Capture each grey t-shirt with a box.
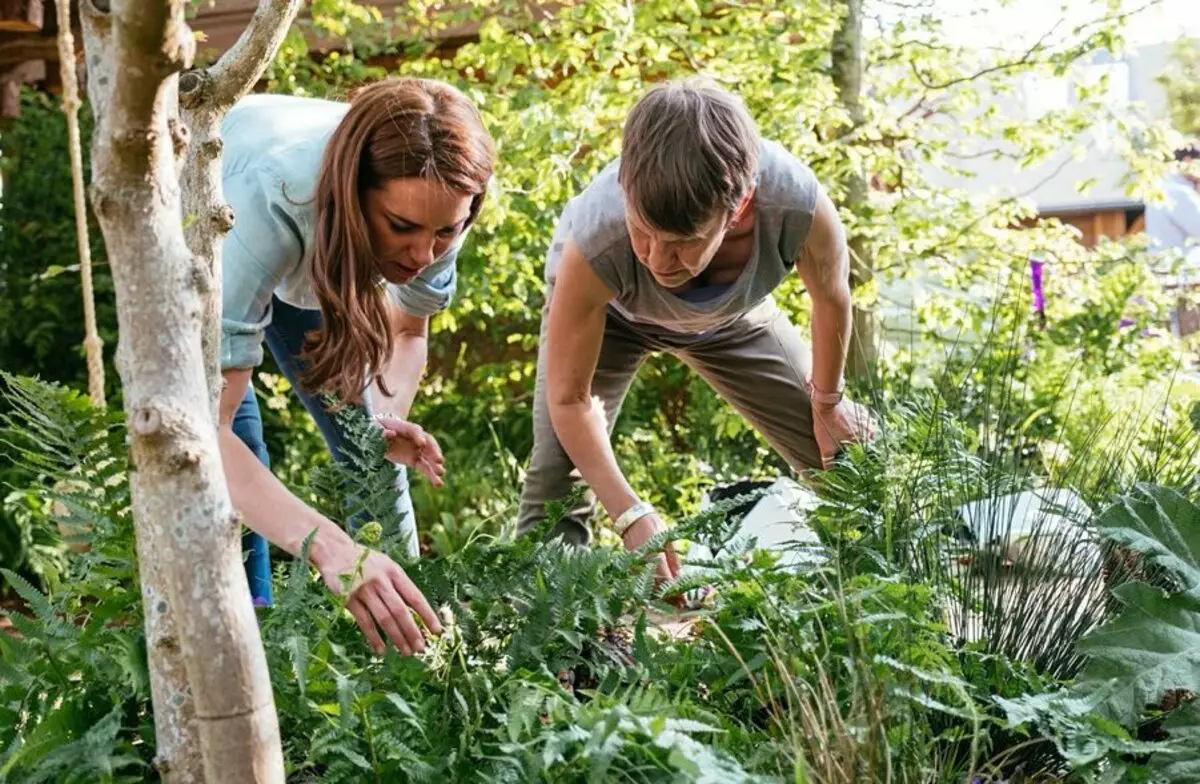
[545,138,821,334]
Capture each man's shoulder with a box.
[756,138,821,214]
[564,158,631,261]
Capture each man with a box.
[517,78,875,580]
[1145,143,1200,338]
[1146,144,1200,257]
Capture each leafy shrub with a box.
[1,370,1196,782]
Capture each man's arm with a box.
[544,239,640,519]
[796,189,853,397]
[795,188,876,468]
[544,239,681,580]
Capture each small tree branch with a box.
[180,0,301,111]
[176,0,302,416]
[907,20,1062,93]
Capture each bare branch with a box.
[908,19,1063,92]
[181,0,301,111]
[1069,0,1162,38]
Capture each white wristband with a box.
[614,500,655,536]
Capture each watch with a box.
[614,500,655,536]
[806,379,844,407]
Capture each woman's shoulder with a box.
[221,94,350,244]
[222,93,349,199]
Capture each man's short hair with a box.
[1174,143,1200,162]
[618,77,759,237]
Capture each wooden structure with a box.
[0,0,504,118]
[1016,200,1146,249]
[1,0,53,117]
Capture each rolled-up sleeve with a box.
[220,166,304,370]
[389,237,461,317]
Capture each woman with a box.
[217,77,496,656]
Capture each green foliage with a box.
[2,366,1197,781]
[0,91,117,395]
[0,376,1019,781]
[0,375,150,781]
[1076,581,1200,726]
[1092,484,1200,599]
[1157,37,1200,137]
[1,1,1199,777]
[997,487,1200,781]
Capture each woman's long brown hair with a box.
[302,77,495,405]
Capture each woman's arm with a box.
[218,368,442,654]
[368,306,429,421]
[366,305,445,486]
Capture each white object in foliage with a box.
[688,477,825,571]
[955,487,1100,576]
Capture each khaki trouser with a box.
[516,291,823,545]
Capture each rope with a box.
[56,0,106,408]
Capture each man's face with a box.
[624,206,729,288]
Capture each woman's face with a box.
[363,178,474,285]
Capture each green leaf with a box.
[288,634,309,696]
[1097,485,1200,596]
[1149,701,1200,782]
[1076,582,1200,724]
[337,745,373,771]
[0,568,64,636]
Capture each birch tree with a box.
[77,0,300,779]
[831,0,877,380]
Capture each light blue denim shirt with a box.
[219,93,461,370]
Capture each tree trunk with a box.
[78,6,202,776]
[79,0,284,781]
[177,0,302,415]
[831,0,877,380]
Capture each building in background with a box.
[919,39,1192,248]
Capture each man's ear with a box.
[731,187,756,225]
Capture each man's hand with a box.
[621,512,682,590]
[375,414,446,487]
[314,537,443,656]
[813,397,876,469]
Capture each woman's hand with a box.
[374,414,445,487]
[813,397,876,469]
[621,512,683,594]
[314,536,443,656]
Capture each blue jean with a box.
[231,295,417,607]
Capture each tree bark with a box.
[56,0,106,408]
[78,6,202,777]
[831,0,877,380]
[178,0,302,416]
[79,0,284,781]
